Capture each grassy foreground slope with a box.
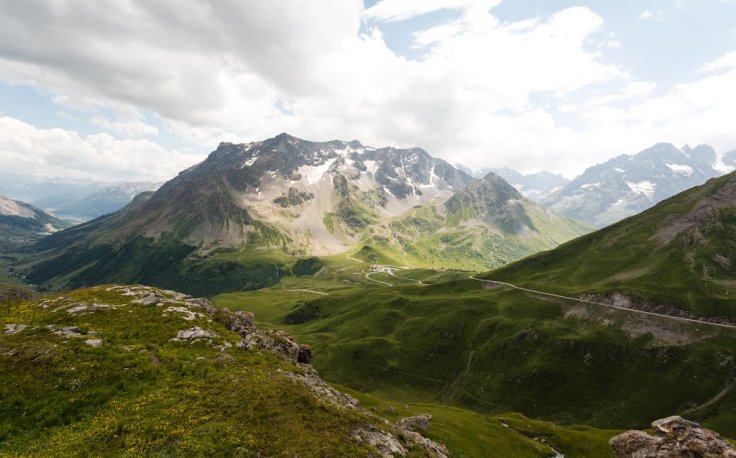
[215,274,736,436]
[487,172,736,320]
[1,285,456,457]
[0,283,623,457]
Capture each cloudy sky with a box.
[1,0,735,182]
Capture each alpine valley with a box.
[4,134,736,458]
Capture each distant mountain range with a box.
[0,196,73,250]
[541,143,732,227]
[454,165,569,202]
[485,168,569,202]
[23,133,587,295]
[30,181,162,221]
[459,143,734,228]
[0,174,161,221]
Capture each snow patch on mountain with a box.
[300,158,338,185]
[363,160,379,176]
[626,180,656,200]
[418,166,439,189]
[666,163,694,176]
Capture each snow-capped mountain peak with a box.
[543,142,727,227]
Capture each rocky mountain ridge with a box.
[23,133,588,294]
[0,196,72,249]
[543,143,732,227]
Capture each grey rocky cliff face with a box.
[610,416,736,457]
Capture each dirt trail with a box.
[282,288,329,296]
[365,272,393,287]
[682,378,736,415]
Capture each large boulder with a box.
[610,416,736,457]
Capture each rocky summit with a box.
[610,416,736,457]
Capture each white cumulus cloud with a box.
[0,116,201,182]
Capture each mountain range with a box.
[485,168,570,202]
[0,174,161,221]
[22,133,587,295]
[542,143,730,227]
[0,196,72,250]
[31,181,162,221]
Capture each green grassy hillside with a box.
[363,201,589,271]
[0,283,623,457]
[486,172,736,320]
[214,273,736,437]
[0,282,34,304]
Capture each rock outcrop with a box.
[216,306,448,457]
[396,414,432,432]
[610,416,736,457]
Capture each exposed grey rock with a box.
[49,325,85,338]
[281,365,360,410]
[352,427,407,458]
[131,294,160,306]
[84,339,103,347]
[66,302,117,315]
[171,326,217,343]
[4,324,27,335]
[396,414,431,431]
[163,306,205,321]
[239,327,301,360]
[610,415,736,457]
[399,429,449,458]
[222,310,256,334]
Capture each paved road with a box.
[470,277,736,330]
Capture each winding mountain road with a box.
[470,277,736,330]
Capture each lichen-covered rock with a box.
[221,310,256,334]
[4,324,26,335]
[396,414,432,431]
[399,429,449,458]
[242,328,301,360]
[352,427,407,458]
[49,325,84,338]
[610,415,736,457]
[281,365,360,410]
[171,326,217,343]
